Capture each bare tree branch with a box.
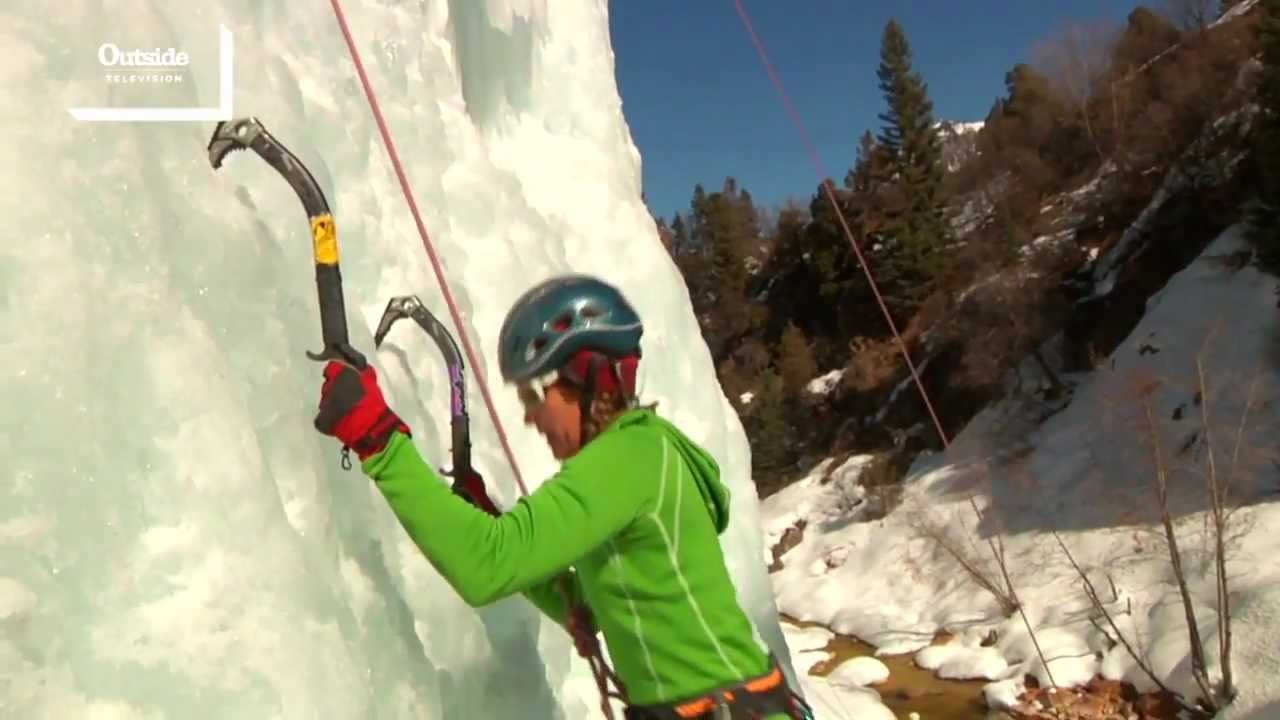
[1051,531,1207,716]
[911,508,1017,614]
[1033,21,1120,163]
[1141,394,1216,709]
[1197,350,1256,702]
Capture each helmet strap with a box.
[612,360,635,408]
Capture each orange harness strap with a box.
[625,658,812,720]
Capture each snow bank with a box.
[779,623,896,720]
[827,657,891,688]
[764,224,1280,717]
[3,2,793,717]
[915,641,1007,682]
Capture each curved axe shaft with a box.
[207,116,366,370]
[376,295,502,515]
[375,295,472,479]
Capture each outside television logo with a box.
[98,43,190,83]
[68,25,234,122]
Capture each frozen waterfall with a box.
[1,1,793,717]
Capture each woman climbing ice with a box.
[313,273,812,720]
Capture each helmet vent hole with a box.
[532,337,547,352]
[552,312,574,331]
[580,305,601,319]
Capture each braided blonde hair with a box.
[581,390,633,441]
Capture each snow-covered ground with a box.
[935,120,985,139]
[763,224,1280,719]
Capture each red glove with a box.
[314,361,410,461]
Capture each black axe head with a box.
[207,116,265,169]
[374,295,425,348]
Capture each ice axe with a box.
[206,116,367,370]
[375,295,500,516]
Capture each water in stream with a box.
[786,619,1003,720]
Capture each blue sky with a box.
[608,1,1146,223]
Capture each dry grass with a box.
[905,505,1020,617]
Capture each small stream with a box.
[785,618,1183,720]
[785,618,1002,720]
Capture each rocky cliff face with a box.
[820,99,1259,466]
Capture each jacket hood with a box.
[611,408,730,534]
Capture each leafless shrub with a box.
[908,507,1019,616]
[1033,21,1121,163]
[1052,334,1266,714]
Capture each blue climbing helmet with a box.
[497,274,643,398]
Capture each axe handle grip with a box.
[308,264,367,369]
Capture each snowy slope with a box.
[763,224,1280,718]
[1,2,793,718]
[937,120,984,172]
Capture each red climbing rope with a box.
[733,0,953,450]
[327,2,625,717]
[327,0,531,494]
[733,5,1036,649]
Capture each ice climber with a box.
[312,274,813,719]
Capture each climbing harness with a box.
[622,656,813,720]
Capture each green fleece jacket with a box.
[362,407,788,712]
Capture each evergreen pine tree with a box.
[677,185,716,330]
[670,213,690,254]
[844,130,878,192]
[877,22,945,181]
[768,205,808,267]
[1248,0,1280,281]
[748,368,794,474]
[777,322,819,395]
[713,179,758,341]
[689,184,710,253]
[845,131,902,250]
[873,20,950,312]
[805,181,850,301]
[680,178,760,358]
